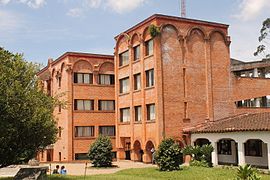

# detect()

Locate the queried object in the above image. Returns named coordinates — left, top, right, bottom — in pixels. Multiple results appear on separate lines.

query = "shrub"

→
left=182, top=144, right=214, bottom=167
left=236, top=164, right=261, bottom=180
left=189, top=159, right=209, bottom=167
left=149, top=24, right=160, bottom=38
left=88, top=135, right=113, bottom=167
left=155, top=138, right=183, bottom=171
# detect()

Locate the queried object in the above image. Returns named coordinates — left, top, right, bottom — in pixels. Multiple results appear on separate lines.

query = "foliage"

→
left=189, top=159, right=209, bottom=167
left=0, top=47, right=58, bottom=168
left=236, top=164, right=261, bottom=180
left=155, top=138, right=183, bottom=171
left=182, top=144, right=214, bottom=167
left=254, top=18, right=270, bottom=58
left=88, top=135, right=113, bottom=167
left=44, top=167, right=269, bottom=180
left=149, top=24, right=160, bottom=38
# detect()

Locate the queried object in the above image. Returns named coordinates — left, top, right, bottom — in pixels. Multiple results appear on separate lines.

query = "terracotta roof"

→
left=188, top=112, right=270, bottom=134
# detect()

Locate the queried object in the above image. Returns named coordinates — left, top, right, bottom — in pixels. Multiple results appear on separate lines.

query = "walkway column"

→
left=211, top=141, right=218, bottom=166
left=237, top=142, right=245, bottom=166
left=267, top=143, right=270, bottom=170
left=253, top=68, right=258, bottom=77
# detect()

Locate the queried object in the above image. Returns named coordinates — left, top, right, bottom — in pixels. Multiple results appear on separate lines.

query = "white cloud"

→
left=0, top=0, right=11, bottom=5
left=234, top=0, right=270, bottom=21
left=85, top=0, right=102, bottom=8
left=81, top=0, right=147, bottom=14
left=106, top=0, right=146, bottom=14
left=66, top=8, right=84, bottom=17
left=1, top=0, right=46, bottom=8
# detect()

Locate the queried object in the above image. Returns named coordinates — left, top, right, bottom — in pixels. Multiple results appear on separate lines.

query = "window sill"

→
left=133, top=89, right=141, bottom=93
left=134, top=121, right=142, bottom=124
left=74, top=137, right=96, bottom=140
left=146, top=120, right=155, bottom=123
left=119, top=92, right=130, bottom=96
left=144, top=54, right=154, bottom=59
left=74, top=110, right=115, bottom=113
left=73, top=83, right=114, bottom=87
left=73, top=83, right=94, bottom=86
left=119, top=64, right=129, bottom=70
left=133, top=59, right=140, bottom=64
left=145, top=86, right=155, bottom=90
left=118, top=122, right=130, bottom=125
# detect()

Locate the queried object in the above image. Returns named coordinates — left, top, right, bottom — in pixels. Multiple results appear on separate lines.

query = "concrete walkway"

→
left=0, top=160, right=156, bottom=177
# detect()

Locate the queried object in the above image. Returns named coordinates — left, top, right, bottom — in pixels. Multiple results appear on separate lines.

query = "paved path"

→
left=0, top=160, right=156, bottom=177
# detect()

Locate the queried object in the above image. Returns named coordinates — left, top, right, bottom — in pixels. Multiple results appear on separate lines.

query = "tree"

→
left=155, top=138, right=183, bottom=171
left=88, top=135, right=113, bottom=167
left=0, top=47, right=58, bottom=168
left=254, top=18, right=270, bottom=59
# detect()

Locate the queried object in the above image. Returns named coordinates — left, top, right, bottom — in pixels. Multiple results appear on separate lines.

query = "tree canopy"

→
left=0, top=47, right=58, bottom=168
left=254, top=18, right=270, bottom=58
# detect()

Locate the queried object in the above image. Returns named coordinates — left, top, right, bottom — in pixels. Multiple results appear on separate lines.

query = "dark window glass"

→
left=99, top=126, right=115, bottom=136
left=145, top=39, right=153, bottom=56
left=147, top=104, right=155, bottom=120
left=134, top=45, right=140, bottom=61
left=74, top=73, right=93, bottom=84
left=98, top=100, right=115, bottom=111
left=217, top=140, right=232, bottom=155
left=119, top=51, right=129, bottom=67
left=245, top=140, right=263, bottom=157
left=75, top=126, right=95, bottom=137
left=146, top=69, right=154, bottom=87
left=74, top=100, right=94, bottom=110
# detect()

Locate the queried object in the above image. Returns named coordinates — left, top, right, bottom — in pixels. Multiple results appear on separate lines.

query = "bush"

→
left=182, top=144, right=214, bottom=167
left=155, top=138, right=183, bottom=171
left=149, top=24, right=160, bottom=38
left=88, top=135, right=113, bottom=167
left=189, top=159, right=209, bottom=167
left=236, top=164, right=261, bottom=180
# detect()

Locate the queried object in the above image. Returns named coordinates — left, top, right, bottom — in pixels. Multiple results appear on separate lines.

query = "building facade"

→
left=37, top=52, right=116, bottom=162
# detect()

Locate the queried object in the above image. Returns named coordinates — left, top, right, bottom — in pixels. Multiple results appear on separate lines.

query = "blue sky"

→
left=0, top=0, right=269, bottom=65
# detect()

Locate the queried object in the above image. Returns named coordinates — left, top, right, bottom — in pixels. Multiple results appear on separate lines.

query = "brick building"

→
left=37, top=52, right=116, bottom=162
left=37, top=14, right=270, bottom=165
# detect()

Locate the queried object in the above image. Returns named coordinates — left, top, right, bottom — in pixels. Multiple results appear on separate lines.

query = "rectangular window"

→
left=120, top=108, right=130, bottom=122
left=75, top=126, right=95, bottom=137
left=145, top=39, right=153, bottom=56
left=99, top=126, right=115, bottom=136
left=217, top=140, right=232, bottom=155
left=146, top=69, right=154, bottom=87
left=74, top=73, right=93, bottom=84
left=75, top=153, right=88, bottom=160
left=119, top=50, right=129, bottom=67
left=119, top=77, right=129, bottom=94
left=98, top=100, right=115, bottom=111
left=134, top=106, right=142, bottom=122
left=74, top=100, right=94, bottom=111
left=147, top=104, right=155, bottom=121
left=134, top=73, right=141, bottom=91
left=134, top=45, right=140, bottom=61
left=245, top=140, right=263, bottom=157
left=99, top=74, right=115, bottom=85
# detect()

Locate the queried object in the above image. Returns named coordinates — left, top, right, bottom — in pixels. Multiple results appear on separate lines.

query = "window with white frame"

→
left=119, top=77, right=129, bottom=94
left=99, top=126, right=115, bottom=136
left=134, top=106, right=142, bottom=122
left=147, top=104, right=155, bottom=121
left=145, top=39, right=153, bottom=56
left=134, top=45, right=140, bottom=61
left=98, top=100, right=115, bottom=111
left=134, top=73, right=141, bottom=90
left=99, top=74, right=115, bottom=85
left=74, top=99, right=94, bottom=110
left=120, top=107, right=130, bottom=122
left=146, top=69, right=154, bottom=87
left=75, top=126, right=94, bottom=137
left=119, top=50, right=129, bottom=67
left=74, top=73, right=93, bottom=84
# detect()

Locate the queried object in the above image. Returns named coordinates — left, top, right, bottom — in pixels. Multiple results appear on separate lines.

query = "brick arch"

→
left=142, top=25, right=151, bottom=40
left=186, top=26, right=207, bottom=41
left=115, top=33, right=130, bottom=50
left=130, top=33, right=141, bottom=45
left=60, top=62, right=65, bottom=72
left=51, top=68, right=55, bottom=79
left=73, top=60, right=93, bottom=73
left=98, top=61, right=114, bottom=74
left=161, top=24, right=181, bottom=37
left=209, top=29, right=228, bottom=45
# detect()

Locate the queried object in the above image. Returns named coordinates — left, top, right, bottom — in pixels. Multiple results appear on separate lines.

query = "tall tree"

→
left=0, top=47, right=58, bottom=168
left=254, top=18, right=270, bottom=58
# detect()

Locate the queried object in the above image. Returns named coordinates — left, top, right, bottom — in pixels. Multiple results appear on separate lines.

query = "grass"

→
left=1, top=166, right=270, bottom=180
left=47, top=166, right=270, bottom=180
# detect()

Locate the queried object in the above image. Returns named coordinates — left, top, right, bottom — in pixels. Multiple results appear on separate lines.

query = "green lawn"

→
left=2, top=166, right=270, bottom=180
left=48, top=166, right=270, bottom=180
